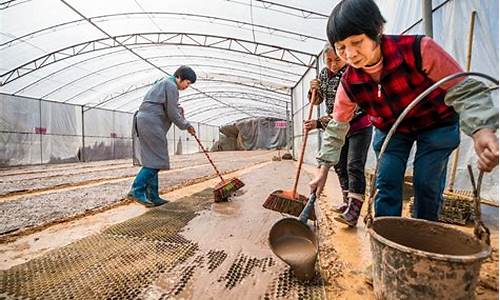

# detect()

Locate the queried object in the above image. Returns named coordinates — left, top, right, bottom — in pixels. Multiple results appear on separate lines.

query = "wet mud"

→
left=272, top=236, right=317, bottom=281
left=153, top=160, right=324, bottom=299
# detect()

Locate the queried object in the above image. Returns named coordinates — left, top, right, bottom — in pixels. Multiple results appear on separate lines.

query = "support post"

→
left=81, top=106, right=85, bottom=162
left=198, top=122, right=201, bottom=152
left=290, top=93, right=295, bottom=158
left=173, top=125, right=176, bottom=155
left=285, top=102, right=290, bottom=150
left=448, top=10, right=477, bottom=192
left=39, top=99, right=43, bottom=165
left=422, top=0, right=433, bottom=37
left=315, top=58, right=321, bottom=152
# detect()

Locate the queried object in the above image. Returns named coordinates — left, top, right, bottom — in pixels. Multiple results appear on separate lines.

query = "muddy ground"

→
left=0, top=151, right=498, bottom=299
left=304, top=162, right=499, bottom=300
left=1, top=155, right=325, bottom=299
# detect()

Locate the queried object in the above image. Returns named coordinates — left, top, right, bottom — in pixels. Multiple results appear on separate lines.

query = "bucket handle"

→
left=467, top=165, right=491, bottom=245
left=364, top=72, right=499, bottom=233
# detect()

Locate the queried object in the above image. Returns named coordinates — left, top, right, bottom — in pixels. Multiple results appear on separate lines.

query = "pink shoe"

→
left=333, top=190, right=349, bottom=213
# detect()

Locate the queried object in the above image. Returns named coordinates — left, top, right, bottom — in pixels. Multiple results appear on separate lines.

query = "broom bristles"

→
left=213, top=177, right=245, bottom=202
left=263, top=190, right=316, bottom=221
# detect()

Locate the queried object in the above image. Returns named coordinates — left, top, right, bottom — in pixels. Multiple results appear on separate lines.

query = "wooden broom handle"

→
left=192, top=132, right=225, bottom=182
left=292, top=89, right=317, bottom=197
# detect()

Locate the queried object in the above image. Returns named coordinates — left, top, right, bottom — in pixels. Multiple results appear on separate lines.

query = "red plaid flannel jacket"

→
left=341, top=35, right=457, bottom=134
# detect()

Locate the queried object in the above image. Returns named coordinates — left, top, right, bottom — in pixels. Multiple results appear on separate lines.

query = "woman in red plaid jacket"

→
left=309, top=0, right=498, bottom=223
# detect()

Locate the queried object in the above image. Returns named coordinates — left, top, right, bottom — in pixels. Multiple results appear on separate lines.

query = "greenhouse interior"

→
left=0, top=0, right=499, bottom=299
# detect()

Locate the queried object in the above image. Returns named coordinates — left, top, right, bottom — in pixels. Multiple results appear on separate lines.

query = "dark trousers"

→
left=333, top=126, right=373, bottom=195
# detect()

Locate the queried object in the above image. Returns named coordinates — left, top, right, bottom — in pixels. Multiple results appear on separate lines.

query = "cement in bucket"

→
left=369, top=217, right=491, bottom=300
left=269, top=218, right=318, bottom=281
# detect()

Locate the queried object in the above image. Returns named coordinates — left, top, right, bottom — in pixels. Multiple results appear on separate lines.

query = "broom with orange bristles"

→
left=262, top=89, right=318, bottom=220
left=191, top=132, right=244, bottom=202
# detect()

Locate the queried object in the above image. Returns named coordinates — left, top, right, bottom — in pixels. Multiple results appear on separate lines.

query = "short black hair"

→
left=327, top=0, right=386, bottom=45
left=174, top=65, right=197, bottom=83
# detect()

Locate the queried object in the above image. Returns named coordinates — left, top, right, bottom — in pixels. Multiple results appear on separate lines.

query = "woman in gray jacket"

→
left=128, top=66, right=196, bottom=207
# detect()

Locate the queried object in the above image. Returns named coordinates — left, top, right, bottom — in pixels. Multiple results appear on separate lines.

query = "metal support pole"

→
left=422, top=0, right=433, bottom=37
left=285, top=102, right=290, bottom=150
left=290, top=93, right=295, bottom=158
left=81, top=106, right=85, bottom=162
left=217, top=126, right=220, bottom=150
left=131, top=113, right=134, bottom=162
left=198, top=123, right=201, bottom=152
left=39, top=99, right=43, bottom=165
left=173, top=125, right=176, bottom=155
left=112, top=110, right=115, bottom=159
left=315, top=58, right=321, bottom=152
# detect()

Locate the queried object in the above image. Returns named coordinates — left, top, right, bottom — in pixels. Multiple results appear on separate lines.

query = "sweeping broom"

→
left=262, top=89, right=317, bottom=220
left=191, top=132, right=245, bottom=202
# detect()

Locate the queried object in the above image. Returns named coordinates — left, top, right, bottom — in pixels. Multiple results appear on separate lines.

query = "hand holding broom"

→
left=308, top=165, right=329, bottom=198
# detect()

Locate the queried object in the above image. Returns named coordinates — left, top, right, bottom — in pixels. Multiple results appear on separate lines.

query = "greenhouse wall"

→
left=0, top=94, right=219, bottom=167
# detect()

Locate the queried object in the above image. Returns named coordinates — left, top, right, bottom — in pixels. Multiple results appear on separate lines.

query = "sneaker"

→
left=333, top=190, right=349, bottom=213
left=333, top=202, right=348, bottom=213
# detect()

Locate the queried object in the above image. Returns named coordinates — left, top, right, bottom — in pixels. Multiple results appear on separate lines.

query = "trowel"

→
left=268, top=192, right=319, bottom=281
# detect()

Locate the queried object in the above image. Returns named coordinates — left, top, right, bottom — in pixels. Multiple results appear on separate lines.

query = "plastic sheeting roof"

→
left=0, top=0, right=335, bottom=125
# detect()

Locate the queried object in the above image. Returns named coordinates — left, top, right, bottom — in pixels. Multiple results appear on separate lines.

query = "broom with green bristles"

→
left=192, top=132, right=244, bottom=202
left=262, top=89, right=317, bottom=220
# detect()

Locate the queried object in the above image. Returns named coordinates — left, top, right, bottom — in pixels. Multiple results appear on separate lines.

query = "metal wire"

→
left=467, top=165, right=491, bottom=245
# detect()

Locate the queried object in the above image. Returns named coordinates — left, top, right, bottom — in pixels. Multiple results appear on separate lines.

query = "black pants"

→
left=333, top=126, right=372, bottom=195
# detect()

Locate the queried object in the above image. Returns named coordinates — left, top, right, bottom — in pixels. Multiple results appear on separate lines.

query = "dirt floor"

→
left=0, top=151, right=498, bottom=299
left=1, top=153, right=326, bottom=299
left=0, top=150, right=273, bottom=238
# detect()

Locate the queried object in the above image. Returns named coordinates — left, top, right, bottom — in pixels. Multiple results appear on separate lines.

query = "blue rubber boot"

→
left=146, top=171, right=169, bottom=206
left=127, top=167, right=156, bottom=207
